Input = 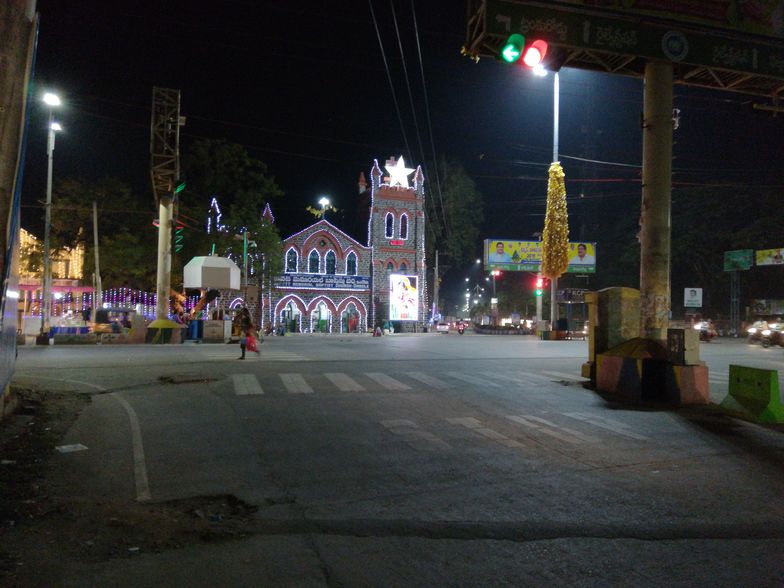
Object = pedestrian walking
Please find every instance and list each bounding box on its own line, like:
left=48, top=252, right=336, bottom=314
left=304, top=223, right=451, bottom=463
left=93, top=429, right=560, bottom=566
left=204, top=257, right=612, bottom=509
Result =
left=237, top=308, right=253, bottom=360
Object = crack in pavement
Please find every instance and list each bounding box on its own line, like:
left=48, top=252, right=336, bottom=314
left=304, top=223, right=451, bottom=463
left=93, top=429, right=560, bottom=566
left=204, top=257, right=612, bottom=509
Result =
left=243, top=518, right=784, bottom=542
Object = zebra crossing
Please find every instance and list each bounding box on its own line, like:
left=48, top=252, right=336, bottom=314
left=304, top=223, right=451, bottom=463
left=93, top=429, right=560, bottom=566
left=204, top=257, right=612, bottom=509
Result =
left=201, top=348, right=305, bottom=362
left=229, top=368, right=586, bottom=397
left=391, top=412, right=651, bottom=452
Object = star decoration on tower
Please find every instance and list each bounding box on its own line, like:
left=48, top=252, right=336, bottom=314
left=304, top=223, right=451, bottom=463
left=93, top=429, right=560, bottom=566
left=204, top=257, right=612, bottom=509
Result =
left=385, top=156, right=415, bottom=188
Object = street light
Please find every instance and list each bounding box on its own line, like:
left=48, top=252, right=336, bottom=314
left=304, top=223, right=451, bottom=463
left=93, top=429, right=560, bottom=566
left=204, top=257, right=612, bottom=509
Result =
left=491, top=270, right=501, bottom=297
left=318, top=196, right=330, bottom=220
left=41, top=92, right=62, bottom=336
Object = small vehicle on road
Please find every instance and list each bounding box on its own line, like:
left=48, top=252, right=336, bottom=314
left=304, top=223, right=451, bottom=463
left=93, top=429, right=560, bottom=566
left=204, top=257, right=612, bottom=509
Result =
left=747, top=320, right=770, bottom=345
left=693, top=320, right=717, bottom=342
left=761, top=322, right=784, bottom=348
left=435, top=322, right=450, bottom=333
left=457, top=321, right=466, bottom=335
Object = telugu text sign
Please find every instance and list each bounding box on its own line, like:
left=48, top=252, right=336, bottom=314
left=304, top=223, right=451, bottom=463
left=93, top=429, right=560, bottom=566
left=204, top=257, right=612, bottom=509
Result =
left=487, top=1, right=784, bottom=80
left=274, top=274, right=370, bottom=290
left=484, top=240, right=596, bottom=273
left=556, top=0, right=784, bottom=42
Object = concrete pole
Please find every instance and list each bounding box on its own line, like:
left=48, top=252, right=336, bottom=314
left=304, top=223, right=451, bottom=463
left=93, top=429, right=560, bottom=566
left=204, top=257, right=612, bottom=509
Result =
left=91, top=201, right=102, bottom=323
left=155, top=196, right=173, bottom=320
left=640, top=61, right=673, bottom=340
left=41, top=112, right=55, bottom=334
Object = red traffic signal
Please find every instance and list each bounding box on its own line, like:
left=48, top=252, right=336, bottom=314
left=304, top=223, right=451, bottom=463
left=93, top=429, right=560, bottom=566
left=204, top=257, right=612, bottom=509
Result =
left=522, top=39, right=548, bottom=68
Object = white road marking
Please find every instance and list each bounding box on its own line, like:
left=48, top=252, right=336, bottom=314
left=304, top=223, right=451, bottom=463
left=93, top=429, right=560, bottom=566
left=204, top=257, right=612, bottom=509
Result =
left=325, top=373, right=365, bottom=392
left=203, top=351, right=303, bottom=362
left=232, top=373, right=264, bottom=396
left=564, top=412, right=649, bottom=441
left=55, top=443, right=88, bottom=453
left=407, top=372, right=452, bottom=389
left=480, top=371, right=552, bottom=388
left=445, top=416, right=524, bottom=448
left=280, top=373, right=313, bottom=394
left=112, top=394, right=151, bottom=502
left=448, top=372, right=501, bottom=387
left=380, top=419, right=451, bottom=450
left=507, top=415, right=598, bottom=444
left=13, top=373, right=107, bottom=391
left=541, top=371, right=589, bottom=382
left=365, top=373, right=410, bottom=391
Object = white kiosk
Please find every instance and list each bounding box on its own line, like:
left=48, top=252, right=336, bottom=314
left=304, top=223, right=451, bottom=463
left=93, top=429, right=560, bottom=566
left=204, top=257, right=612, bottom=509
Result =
left=183, top=256, right=241, bottom=343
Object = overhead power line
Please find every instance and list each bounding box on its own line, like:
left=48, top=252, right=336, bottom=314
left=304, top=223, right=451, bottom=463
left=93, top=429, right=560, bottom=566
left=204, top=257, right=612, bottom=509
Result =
left=368, top=0, right=412, bottom=160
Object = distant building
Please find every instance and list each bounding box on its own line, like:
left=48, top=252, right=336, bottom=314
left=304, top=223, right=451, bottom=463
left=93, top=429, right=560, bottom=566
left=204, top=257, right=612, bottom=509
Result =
left=17, top=228, right=92, bottom=319
left=267, top=156, right=427, bottom=333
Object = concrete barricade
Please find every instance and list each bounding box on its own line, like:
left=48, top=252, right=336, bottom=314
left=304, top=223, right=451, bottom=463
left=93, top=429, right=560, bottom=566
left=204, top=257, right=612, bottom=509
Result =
left=596, top=338, right=709, bottom=405
left=720, top=365, right=784, bottom=423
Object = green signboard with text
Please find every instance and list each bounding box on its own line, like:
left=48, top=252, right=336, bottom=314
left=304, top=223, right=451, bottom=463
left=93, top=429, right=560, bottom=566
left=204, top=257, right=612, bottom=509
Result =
left=724, top=249, right=754, bottom=271
left=487, top=1, right=784, bottom=80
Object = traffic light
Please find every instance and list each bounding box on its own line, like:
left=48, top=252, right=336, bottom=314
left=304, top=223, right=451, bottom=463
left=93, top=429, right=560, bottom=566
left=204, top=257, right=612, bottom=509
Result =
left=500, top=34, right=549, bottom=69
left=500, top=34, right=525, bottom=63
left=522, top=40, right=548, bottom=67
left=535, top=276, right=544, bottom=297
left=174, top=181, right=186, bottom=195
left=174, top=223, right=184, bottom=253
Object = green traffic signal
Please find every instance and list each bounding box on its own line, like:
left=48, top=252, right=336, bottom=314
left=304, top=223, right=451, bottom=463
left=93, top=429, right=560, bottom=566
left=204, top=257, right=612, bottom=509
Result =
left=535, top=289, right=543, bottom=297
left=501, top=34, right=525, bottom=63
left=174, top=182, right=186, bottom=195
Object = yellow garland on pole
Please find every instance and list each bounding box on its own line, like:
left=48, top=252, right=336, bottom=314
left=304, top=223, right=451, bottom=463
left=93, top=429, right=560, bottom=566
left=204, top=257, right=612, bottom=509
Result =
left=541, top=162, right=569, bottom=280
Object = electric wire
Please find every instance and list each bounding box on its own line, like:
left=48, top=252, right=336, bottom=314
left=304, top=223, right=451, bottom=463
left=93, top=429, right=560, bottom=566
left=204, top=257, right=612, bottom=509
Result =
left=410, top=0, right=450, bottom=241
left=367, top=0, right=413, bottom=161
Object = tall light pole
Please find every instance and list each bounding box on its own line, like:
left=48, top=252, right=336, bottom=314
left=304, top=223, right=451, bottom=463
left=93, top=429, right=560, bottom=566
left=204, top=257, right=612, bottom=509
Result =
left=550, top=71, right=560, bottom=329
left=41, top=92, right=62, bottom=336
left=534, top=67, right=563, bottom=329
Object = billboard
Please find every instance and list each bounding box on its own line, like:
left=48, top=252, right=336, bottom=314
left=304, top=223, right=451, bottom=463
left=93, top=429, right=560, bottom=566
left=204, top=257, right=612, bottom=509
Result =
left=756, top=247, right=784, bottom=266
left=684, top=288, right=703, bottom=308
left=484, top=240, right=597, bottom=273
left=389, top=274, right=418, bottom=321
left=724, top=249, right=754, bottom=271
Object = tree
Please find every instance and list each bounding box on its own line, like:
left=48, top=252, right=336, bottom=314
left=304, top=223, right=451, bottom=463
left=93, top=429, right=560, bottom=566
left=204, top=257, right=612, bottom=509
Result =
left=178, top=139, right=284, bottom=289
left=48, top=177, right=158, bottom=289
left=427, top=158, right=485, bottom=269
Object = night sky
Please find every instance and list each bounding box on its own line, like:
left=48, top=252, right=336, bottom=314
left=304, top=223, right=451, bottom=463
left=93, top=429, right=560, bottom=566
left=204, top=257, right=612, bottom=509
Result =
left=21, top=0, right=784, bottom=306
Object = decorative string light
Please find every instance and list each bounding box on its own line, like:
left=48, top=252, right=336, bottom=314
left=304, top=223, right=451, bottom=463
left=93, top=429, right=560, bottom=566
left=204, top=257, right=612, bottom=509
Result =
left=541, top=162, right=570, bottom=279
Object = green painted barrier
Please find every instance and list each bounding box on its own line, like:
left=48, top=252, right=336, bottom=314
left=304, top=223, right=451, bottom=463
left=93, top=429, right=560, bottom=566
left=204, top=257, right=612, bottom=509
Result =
left=720, top=365, right=784, bottom=423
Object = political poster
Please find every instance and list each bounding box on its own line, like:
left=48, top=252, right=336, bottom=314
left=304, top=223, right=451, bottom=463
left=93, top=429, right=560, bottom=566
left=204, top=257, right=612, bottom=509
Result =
left=484, top=240, right=596, bottom=273
left=389, top=274, right=418, bottom=321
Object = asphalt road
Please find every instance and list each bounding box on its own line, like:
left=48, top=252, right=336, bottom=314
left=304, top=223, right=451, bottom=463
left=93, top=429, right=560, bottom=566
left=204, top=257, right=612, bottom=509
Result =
left=9, top=334, right=784, bottom=586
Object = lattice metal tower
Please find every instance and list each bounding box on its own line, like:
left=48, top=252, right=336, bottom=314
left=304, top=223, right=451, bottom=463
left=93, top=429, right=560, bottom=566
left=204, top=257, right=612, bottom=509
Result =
left=149, top=87, right=184, bottom=321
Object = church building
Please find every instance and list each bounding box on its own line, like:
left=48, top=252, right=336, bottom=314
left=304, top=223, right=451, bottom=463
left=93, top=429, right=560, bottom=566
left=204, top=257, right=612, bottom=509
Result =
left=268, top=156, right=427, bottom=333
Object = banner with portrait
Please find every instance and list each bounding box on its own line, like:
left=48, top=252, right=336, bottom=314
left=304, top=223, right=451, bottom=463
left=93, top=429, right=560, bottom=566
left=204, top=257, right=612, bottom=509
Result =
left=484, top=240, right=597, bottom=273
left=389, top=274, right=418, bottom=321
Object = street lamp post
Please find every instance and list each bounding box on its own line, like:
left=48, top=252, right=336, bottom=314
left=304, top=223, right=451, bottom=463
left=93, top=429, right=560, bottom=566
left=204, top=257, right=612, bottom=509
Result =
left=41, top=92, right=62, bottom=336
left=547, top=72, right=561, bottom=329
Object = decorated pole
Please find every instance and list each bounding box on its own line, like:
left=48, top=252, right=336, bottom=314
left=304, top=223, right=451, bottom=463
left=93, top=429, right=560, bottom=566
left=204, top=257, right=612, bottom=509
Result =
left=541, top=72, right=569, bottom=330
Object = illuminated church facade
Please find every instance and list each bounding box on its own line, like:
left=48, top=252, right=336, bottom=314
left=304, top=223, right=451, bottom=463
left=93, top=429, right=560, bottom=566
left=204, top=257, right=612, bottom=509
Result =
left=268, top=156, right=428, bottom=333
